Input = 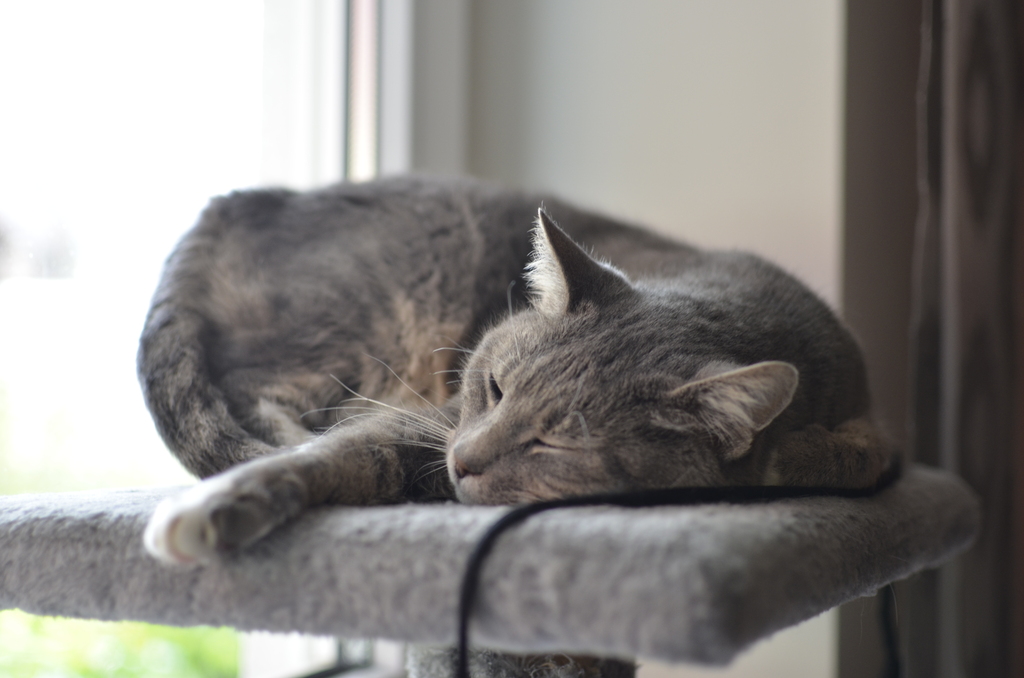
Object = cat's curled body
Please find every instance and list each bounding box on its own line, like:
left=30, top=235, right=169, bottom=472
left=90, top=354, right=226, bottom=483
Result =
left=141, top=175, right=894, bottom=565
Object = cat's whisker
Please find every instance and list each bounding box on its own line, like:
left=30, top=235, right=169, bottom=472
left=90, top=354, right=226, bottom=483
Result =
left=446, top=375, right=493, bottom=387
left=506, top=280, right=517, bottom=316
left=300, top=405, right=352, bottom=419
left=316, top=403, right=450, bottom=446
left=332, top=411, right=383, bottom=424
left=324, top=405, right=449, bottom=445
left=410, top=459, right=452, bottom=486
left=327, top=403, right=448, bottom=436
left=386, top=439, right=449, bottom=452
left=441, top=371, right=489, bottom=380
left=338, top=406, right=449, bottom=440
left=573, top=411, right=591, bottom=452
left=390, top=416, right=449, bottom=442
left=329, top=378, right=454, bottom=434
left=395, top=421, right=450, bottom=443
left=414, top=458, right=449, bottom=471
left=412, top=463, right=450, bottom=481
left=432, top=346, right=474, bottom=355
left=566, top=378, right=586, bottom=414
left=395, top=422, right=449, bottom=443
left=316, top=411, right=382, bottom=435
left=362, top=354, right=457, bottom=430
left=439, top=336, right=475, bottom=351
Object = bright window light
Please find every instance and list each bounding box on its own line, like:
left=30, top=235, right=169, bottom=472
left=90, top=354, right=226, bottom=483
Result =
left=0, top=1, right=263, bottom=491
left=0, top=2, right=265, bottom=675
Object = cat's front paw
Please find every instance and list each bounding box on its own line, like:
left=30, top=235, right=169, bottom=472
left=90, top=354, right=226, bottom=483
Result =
left=144, top=480, right=231, bottom=565
left=144, top=470, right=297, bottom=565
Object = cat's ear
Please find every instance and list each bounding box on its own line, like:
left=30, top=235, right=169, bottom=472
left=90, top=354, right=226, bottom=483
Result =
left=525, top=208, right=633, bottom=317
left=657, top=361, right=799, bottom=461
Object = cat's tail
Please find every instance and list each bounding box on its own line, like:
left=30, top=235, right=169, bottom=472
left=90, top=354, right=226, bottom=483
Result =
left=138, top=289, right=276, bottom=481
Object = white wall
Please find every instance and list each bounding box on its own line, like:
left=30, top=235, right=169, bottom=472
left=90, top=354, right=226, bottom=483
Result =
left=455, top=2, right=844, bottom=676
left=465, top=0, right=842, bottom=309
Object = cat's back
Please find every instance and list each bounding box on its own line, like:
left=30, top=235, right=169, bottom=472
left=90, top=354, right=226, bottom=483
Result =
left=156, top=177, right=527, bottom=310
left=626, top=247, right=869, bottom=430
left=140, top=176, right=567, bottom=474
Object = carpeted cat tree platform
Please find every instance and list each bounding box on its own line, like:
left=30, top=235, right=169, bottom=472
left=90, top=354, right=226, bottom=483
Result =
left=0, top=464, right=977, bottom=667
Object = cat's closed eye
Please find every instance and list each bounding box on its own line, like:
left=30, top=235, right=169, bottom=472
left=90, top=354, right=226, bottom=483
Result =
left=488, top=373, right=503, bottom=405
left=528, top=438, right=569, bottom=454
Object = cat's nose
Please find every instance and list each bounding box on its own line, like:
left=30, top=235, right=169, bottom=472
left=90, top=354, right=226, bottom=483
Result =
left=451, top=442, right=485, bottom=478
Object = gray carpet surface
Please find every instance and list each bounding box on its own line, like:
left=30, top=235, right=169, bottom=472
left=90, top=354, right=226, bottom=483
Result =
left=0, top=465, right=978, bottom=665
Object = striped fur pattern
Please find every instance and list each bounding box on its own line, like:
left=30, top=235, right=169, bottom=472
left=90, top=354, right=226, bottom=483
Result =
left=138, top=176, right=897, bottom=565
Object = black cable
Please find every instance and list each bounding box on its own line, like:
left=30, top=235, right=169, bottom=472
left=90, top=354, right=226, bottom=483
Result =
left=879, top=584, right=902, bottom=678
left=456, top=459, right=902, bottom=678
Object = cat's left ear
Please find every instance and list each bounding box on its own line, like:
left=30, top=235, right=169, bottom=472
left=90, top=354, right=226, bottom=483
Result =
left=526, top=209, right=633, bottom=317
left=656, top=361, right=799, bottom=461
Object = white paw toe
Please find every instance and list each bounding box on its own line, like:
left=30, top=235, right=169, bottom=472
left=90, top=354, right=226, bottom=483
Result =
left=144, top=491, right=221, bottom=565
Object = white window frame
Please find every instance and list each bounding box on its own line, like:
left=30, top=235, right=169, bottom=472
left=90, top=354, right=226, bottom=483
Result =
left=243, top=2, right=473, bottom=675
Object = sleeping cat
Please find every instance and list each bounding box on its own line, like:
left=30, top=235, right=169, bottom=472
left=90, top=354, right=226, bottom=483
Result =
left=140, top=175, right=896, bottom=565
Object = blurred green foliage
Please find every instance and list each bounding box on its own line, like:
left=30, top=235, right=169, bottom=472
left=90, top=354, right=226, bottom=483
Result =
left=0, top=382, right=238, bottom=678
left=0, top=610, right=237, bottom=678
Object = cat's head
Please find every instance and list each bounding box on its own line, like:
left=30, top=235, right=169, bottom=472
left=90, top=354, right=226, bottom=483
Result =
left=447, top=210, right=799, bottom=504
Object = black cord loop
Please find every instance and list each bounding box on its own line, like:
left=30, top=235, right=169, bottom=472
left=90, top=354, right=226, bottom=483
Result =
left=456, top=459, right=903, bottom=678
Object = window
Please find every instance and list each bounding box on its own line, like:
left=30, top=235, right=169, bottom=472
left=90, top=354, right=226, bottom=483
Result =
left=0, top=2, right=394, bottom=676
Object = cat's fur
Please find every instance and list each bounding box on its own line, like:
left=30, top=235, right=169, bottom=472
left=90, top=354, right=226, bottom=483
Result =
left=140, top=175, right=895, bottom=565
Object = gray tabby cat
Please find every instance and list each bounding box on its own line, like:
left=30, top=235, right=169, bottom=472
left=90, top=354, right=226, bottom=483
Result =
left=141, top=175, right=895, bottom=565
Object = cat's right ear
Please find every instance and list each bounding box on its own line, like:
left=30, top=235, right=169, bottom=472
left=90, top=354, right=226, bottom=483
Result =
left=655, top=361, right=799, bottom=461
left=525, top=208, right=633, bottom=317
